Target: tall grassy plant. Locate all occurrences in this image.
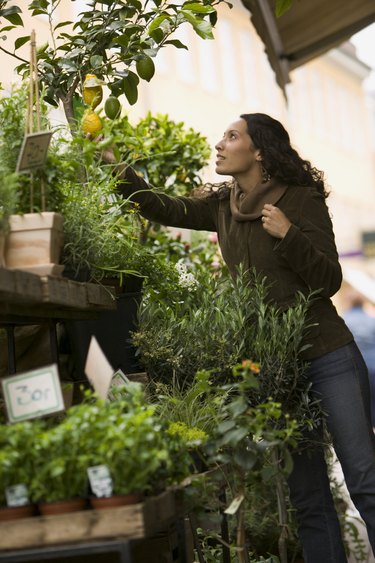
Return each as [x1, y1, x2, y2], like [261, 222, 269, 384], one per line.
[133, 267, 321, 427]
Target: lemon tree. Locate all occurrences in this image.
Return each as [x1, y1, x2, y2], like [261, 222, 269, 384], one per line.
[1, 0, 228, 126]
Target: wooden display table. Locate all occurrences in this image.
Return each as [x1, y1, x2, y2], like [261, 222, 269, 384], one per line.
[0, 490, 188, 562]
[0, 267, 116, 374]
[0, 268, 116, 322]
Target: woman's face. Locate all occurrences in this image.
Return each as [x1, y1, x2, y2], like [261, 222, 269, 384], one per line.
[215, 118, 260, 177]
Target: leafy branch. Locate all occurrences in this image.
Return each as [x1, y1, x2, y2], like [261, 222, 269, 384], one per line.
[0, 0, 230, 124]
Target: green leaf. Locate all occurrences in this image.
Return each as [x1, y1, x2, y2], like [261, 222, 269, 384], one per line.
[73, 94, 86, 122]
[219, 427, 248, 446]
[15, 35, 30, 50]
[122, 71, 139, 105]
[192, 19, 214, 40]
[275, 0, 293, 17]
[217, 419, 236, 433]
[90, 55, 103, 69]
[54, 20, 73, 31]
[233, 448, 257, 470]
[2, 12, 23, 26]
[149, 28, 164, 44]
[164, 39, 188, 50]
[228, 397, 248, 417]
[182, 3, 215, 14]
[148, 14, 169, 35]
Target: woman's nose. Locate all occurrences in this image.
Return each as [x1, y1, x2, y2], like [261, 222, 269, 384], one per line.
[215, 139, 223, 151]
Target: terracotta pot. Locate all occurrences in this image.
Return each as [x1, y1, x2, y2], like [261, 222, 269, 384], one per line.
[90, 493, 142, 510]
[38, 497, 87, 515]
[0, 503, 36, 521]
[4, 211, 64, 276]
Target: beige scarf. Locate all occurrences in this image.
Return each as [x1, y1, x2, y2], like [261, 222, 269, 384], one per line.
[230, 178, 287, 221]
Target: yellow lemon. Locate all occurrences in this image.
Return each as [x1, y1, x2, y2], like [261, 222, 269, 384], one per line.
[83, 73, 103, 108]
[81, 109, 103, 137]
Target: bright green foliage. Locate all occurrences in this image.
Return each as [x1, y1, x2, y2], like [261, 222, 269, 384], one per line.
[111, 112, 211, 197]
[133, 266, 321, 431]
[107, 111, 211, 247]
[0, 420, 46, 506]
[0, 385, 194, 505]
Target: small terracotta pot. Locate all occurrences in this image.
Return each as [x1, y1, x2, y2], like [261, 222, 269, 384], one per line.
[0, 504, 36, 521]
[38, 497, 87, 515]
[90, 493, 142, 510]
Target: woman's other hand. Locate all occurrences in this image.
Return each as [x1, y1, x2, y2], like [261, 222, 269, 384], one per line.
[261, 203, 291, 239]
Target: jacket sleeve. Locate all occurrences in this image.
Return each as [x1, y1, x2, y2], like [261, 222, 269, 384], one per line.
[274, 189, 342, 297]
[117, 167, 218, 232]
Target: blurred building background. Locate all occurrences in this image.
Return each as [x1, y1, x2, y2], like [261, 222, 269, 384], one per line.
[1, 0, 375, 311]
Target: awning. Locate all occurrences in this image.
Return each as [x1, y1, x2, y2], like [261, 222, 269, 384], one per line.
[241, 0, 375, 92]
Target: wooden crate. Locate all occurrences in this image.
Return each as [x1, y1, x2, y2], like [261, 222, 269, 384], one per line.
[0, 490, 176, 551]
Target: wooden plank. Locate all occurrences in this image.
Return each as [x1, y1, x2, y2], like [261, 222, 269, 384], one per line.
[0, 267, 15, 292]
[14, 270, 43, 300]
[0, 269, 44, 303]
[86, 283, 116, 308]
[0, 490, 177, 551]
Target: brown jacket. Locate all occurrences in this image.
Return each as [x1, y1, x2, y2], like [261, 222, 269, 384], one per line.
[120, 169, 353, 360]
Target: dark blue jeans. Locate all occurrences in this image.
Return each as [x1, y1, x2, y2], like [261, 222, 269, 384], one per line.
[287, 341, 375, 563]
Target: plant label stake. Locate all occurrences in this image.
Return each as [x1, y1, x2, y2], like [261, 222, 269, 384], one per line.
[87, 465, 113, 498]
[16, 131, 52, 174]
[5, 484, 29, 507]
[16, 29, 52, 210]
[85, 336, 115, 399]
[1, 364, 65, 423]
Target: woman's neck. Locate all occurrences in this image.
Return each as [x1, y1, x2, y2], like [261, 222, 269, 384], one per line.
[234, 170, 263, 194]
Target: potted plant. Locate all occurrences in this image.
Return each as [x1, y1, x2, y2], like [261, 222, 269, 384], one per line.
[0, 84, 65, 275]
[0, 419, 44, 520]
[29, 416, 90, 514]
[78, 386, 192, 507]
[0, 166, 19, 266]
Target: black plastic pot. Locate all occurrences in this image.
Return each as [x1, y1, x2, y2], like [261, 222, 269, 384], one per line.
[63, 276, 144, 380]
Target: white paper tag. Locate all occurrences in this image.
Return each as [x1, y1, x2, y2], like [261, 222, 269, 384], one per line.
[1, 364, 64, 423]
[224, 494, 245, 515]
[5, 484, 29, 507]
[87, 465, 113, 498]
[16, 131, 53, 172]
[84, 337, 114, 399]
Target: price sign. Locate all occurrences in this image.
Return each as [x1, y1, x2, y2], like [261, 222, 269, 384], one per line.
[1, 364, 64, 423]
[16, 131, 53, 173]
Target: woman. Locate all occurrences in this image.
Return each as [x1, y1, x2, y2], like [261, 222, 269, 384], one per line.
[105, 113, 375, 562]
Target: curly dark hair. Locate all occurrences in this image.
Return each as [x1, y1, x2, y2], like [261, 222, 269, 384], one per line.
[241, 113, 329, 198]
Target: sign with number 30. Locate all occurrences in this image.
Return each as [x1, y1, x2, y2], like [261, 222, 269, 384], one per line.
[1, 364, 64, 423]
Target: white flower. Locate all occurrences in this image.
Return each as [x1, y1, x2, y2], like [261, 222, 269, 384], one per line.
[175, 261, 197, 291]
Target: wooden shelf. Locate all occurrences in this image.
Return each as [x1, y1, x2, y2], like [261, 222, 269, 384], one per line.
[0, 268, 116, 323]
[0, 490, 176, 551]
